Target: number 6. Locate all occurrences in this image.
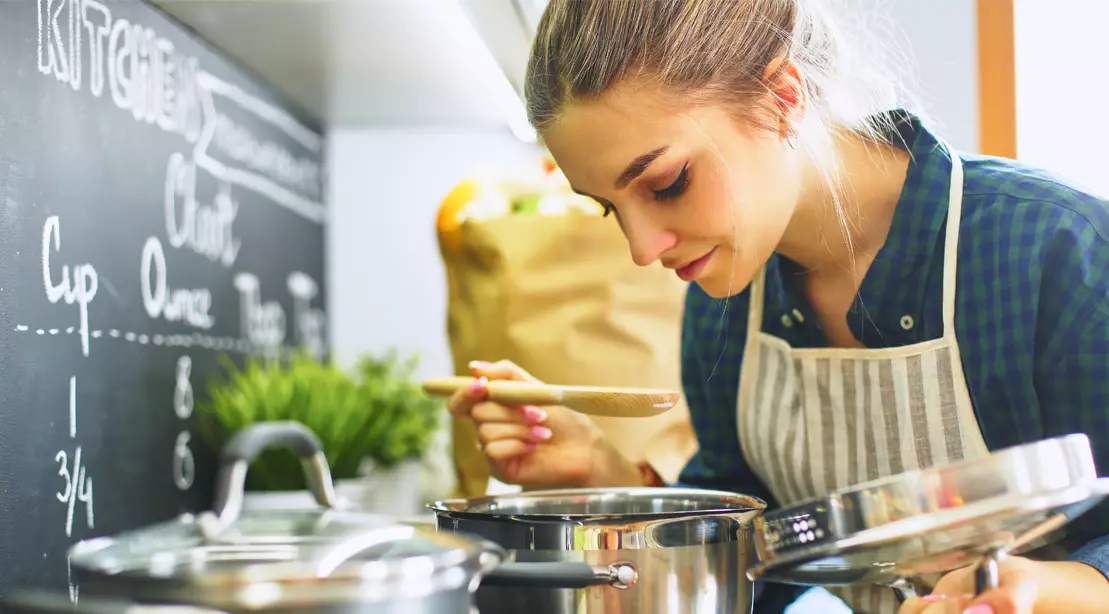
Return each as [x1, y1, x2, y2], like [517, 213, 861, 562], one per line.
[173, 431, 194, 491]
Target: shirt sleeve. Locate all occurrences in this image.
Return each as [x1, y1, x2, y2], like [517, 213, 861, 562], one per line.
[1031, 216, 1109, 580]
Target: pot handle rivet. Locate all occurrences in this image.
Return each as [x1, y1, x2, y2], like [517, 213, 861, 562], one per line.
[610, 562, 638, 589]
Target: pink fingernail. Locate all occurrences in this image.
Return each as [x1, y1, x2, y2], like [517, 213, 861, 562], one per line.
[523, 406, 548, 423]
[922, 594, 945, 603]
[530, 426, 553, 440]
[469, 360, 491, 370]
[526, 442, 538, 451]
[962, 605, 994, 614]
[468, 377, 487, 397]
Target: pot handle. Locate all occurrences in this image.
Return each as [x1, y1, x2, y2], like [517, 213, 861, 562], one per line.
[483, 561, 638, 590]
[199, 421, 340, 538]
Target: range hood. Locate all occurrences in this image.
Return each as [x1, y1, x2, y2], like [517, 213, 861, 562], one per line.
[458, 0, 548, 99]
[154, 0, 549, 139]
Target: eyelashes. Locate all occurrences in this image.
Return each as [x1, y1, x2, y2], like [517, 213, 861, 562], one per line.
[653, 162, 689, 201]
[599, 161, 690, 218]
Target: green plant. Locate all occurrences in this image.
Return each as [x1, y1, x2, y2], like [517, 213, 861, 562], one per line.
[196, 350, 442, 492]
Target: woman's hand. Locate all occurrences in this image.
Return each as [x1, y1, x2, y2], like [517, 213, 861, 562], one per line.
[447, 359, 643, 489]
[897, 556, 1109, 614]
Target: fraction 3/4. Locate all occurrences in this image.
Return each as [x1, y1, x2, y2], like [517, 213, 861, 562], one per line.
[55, 376, 94, 537]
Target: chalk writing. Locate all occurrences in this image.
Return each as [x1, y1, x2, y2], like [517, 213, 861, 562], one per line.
[35, 0, 324, 224]
[172, 355, 194, 491]
[173, 431, 194, 492]
[41, 216, 98, 357]
[37, 0, 203, 141]
[67, 553, 79, 604]
[140, 236, 214, 329]
[288, 271, 326, 361]
[173, 356, 193, 419]
[55, 376, 94, 537]
[194, 71, 325, 223]
[233, 272, 286, 354]
[164, 152, 241, 267]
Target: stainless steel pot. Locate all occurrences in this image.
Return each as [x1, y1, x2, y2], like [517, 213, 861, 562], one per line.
[431, 487, 767, 614]
[65, 422, 640, 614]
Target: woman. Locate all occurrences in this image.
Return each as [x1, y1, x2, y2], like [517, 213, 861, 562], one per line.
[447, 1, 1109, 612]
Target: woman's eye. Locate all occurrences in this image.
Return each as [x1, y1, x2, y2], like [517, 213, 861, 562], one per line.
[653, 163, 689, 201]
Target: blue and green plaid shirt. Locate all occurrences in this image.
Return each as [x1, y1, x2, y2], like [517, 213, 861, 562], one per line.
[676, 111, 1109, 606]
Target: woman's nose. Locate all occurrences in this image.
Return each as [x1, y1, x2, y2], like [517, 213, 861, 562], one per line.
[623, 212, 677, 267]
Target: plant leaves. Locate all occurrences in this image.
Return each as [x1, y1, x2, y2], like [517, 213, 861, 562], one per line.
[194, 348, 443, 491]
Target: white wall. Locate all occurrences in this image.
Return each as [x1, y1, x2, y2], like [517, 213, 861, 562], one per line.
[1014, 0, 1109, 197]
[856, 0, 979, 153]
[326, 127, 541, 376]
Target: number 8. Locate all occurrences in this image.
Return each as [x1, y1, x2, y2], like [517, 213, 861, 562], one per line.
[174, 356, 193, 420]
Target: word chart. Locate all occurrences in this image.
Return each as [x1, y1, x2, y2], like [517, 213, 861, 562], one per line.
[0, 0, 327, 593]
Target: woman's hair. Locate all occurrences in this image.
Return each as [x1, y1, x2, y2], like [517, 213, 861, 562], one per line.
[524, 0, 922, 260]
[525, 0, 916, 144]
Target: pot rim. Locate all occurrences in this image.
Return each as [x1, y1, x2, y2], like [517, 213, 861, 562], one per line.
[429, 486, 767, 522]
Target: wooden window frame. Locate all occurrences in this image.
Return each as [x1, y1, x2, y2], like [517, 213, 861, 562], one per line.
[977, 0, 1017, 158]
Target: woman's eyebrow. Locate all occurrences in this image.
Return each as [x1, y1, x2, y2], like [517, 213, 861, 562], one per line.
[614, 146, 670, 189]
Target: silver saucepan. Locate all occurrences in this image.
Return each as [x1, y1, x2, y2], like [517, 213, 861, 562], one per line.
[431, 485, 767, 614]
[64, 422, 643, 614]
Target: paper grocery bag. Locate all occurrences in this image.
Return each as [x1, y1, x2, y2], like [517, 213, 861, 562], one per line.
[438, 213, 699, 497]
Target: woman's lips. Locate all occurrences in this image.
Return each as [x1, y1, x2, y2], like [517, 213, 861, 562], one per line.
[676, 248, 716, 282]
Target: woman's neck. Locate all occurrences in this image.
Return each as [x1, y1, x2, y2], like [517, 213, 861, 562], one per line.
[775, 130, 911, 281]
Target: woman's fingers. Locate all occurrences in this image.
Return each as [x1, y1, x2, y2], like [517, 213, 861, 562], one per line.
[472, 402, 547, 425]
[470, 359, 538, 383]
[483, 439, 534, 462]
[446, 375, 488, 418]
[476, 422, 553, 446]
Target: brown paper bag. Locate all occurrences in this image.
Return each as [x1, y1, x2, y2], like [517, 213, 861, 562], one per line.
[438, 213, 699, 497]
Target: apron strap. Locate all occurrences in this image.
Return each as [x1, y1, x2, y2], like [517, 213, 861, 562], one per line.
[747, 266, 766, 334]
[941, 149, 965, 339]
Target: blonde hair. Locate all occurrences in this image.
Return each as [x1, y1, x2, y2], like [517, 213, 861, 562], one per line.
[524, 0, 922, 262]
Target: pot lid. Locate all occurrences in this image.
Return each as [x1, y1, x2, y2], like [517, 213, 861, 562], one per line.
[69, 423, 502, 608]
[431, 486, 766, 520]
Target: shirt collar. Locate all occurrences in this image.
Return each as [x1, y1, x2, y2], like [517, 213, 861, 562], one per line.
[873, 109, 957, 269]
[767, 110, 959, 345]
[853, 109, 958, 343]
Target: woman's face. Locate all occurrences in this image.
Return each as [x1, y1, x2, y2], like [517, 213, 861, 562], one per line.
[542, 85, 803, 299]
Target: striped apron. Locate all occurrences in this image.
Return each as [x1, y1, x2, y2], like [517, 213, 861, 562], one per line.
[737, 151, 992, 613]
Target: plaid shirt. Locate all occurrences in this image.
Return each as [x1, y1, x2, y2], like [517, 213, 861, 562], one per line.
[676, 111, 1109, 604]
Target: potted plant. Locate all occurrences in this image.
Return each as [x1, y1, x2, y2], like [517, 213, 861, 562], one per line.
[195, 349, 442, 514]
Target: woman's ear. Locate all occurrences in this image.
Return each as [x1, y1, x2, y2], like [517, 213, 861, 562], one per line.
[762, 56, 807, 140]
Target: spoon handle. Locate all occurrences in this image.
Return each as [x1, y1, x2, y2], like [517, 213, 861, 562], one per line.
[423, 376, 565, 406]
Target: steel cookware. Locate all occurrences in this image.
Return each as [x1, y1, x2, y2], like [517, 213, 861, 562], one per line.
[431, 486, 767, 614]
[0, 591, 220, 614]
[746, 433, 1109, 602]
[66, 422, 639, 614]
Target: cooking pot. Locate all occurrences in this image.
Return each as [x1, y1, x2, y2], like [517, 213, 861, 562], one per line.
[431, 486, 767, 614]
[0, 590, 221, 614]
[65, 422, 638, 614]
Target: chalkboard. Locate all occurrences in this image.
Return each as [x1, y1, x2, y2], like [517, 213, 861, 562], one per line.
[0, 0, 328, 595]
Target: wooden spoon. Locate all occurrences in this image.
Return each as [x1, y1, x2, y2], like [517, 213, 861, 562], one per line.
[421, 376, 682, 418]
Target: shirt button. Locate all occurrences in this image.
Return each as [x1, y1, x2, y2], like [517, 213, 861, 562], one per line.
[792, 309, 805, 323]
[900, 315, 915, 330]
[781, 314, 794, 328]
